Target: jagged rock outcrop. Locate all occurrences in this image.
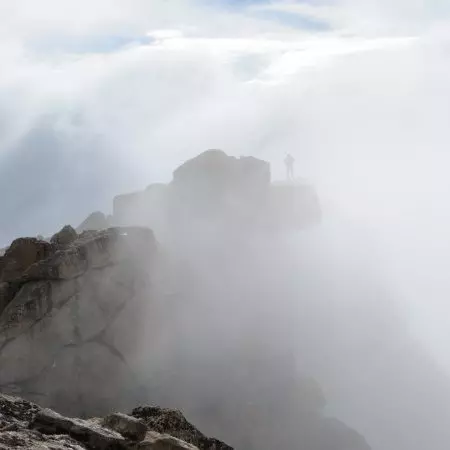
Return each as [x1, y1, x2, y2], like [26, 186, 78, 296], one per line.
[171, 150, 270, 219]
[0, 226, 158, 416]
[51, 225, 78, 248]
[0, 393, 231, 449]
[0, 237, 54, 283]
[112, 150, 320, 234]
[0, 221, 371, 450]
[132, 407, 232, 450]
[0, 152, 369, 450]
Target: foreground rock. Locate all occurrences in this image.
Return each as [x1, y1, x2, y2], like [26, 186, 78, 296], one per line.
[0, 226, 158, 416]
[132, 407, 232, 450]
[0, 237, 54, 283]
[0, 153, 370, 449]
[0, 393, 230, 449]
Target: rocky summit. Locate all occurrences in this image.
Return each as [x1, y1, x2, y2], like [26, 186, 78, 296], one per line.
[112, 150, 321, 235]
[0, 151, 371, 450]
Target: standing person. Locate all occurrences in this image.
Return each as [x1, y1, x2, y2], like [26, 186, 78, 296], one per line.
[284, 153, 295, 181]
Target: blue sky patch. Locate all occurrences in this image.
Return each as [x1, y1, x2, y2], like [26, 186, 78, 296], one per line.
[252, 9, 330, 30]
[204, 0, 331, 31]
[30, 34, 154, 55]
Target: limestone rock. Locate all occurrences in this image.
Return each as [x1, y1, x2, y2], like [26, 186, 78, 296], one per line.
[51, 225, 78, 248]
[0, 237, 54, 282]
[103, 413, 147, 442]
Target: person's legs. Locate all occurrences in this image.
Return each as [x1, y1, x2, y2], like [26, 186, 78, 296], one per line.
[288, 165, 294, 179]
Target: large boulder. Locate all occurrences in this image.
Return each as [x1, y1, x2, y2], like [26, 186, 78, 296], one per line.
[170, 150, 270, 222]
[0, 237, 54, 283]
[132, 407, 232, 450]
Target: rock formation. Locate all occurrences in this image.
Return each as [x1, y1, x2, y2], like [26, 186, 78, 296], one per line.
[0, 226, 158, 416]
[0, 392, 232, 449]
[112, 150, 321, 234]
[0, 225, 371, 450]
[0, 151, 372, 450]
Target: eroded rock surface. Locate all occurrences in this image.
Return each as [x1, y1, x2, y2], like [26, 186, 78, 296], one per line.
[1, 393, 226, 450]
[51, 225, 78, 248]
[132, 407, 232, 450]
[0, 227, 157, 416]
[0, 152, 372, 450]
[0, 237, 54, 283]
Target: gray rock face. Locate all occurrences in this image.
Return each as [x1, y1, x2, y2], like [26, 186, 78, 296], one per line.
[132, 407, 232, 450]
[1, 393, 226, 450]
[0, 237, 54, 283]
[171, 150, 270, 219]
[32, 408, 128, 450]
[0, 227, 158, 416]
[51, 225, 78, 248]
[0, 153, 369, 450]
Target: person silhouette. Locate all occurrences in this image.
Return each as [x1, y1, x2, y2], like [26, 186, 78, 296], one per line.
[284, 153, 295, 180]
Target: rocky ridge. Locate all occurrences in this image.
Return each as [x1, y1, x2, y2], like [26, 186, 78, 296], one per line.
[0, 392, 231, 449]
[0, 226, 158, 416]
[0, 151, 371, 449]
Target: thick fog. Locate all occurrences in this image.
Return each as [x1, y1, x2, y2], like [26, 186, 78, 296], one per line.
[1, 1, 450, 449]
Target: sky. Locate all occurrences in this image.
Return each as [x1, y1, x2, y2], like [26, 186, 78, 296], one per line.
[1, 0, 448, 237]
[1, 0, 450, 369]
